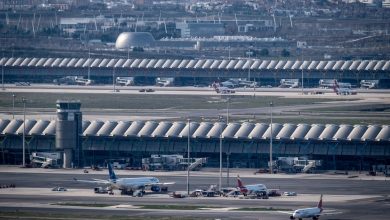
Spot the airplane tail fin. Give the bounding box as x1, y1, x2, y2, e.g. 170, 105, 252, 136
317, 194, 323, 211
237, 175, 244, 188
333, 80, 339, 93
107, 163, 117, 180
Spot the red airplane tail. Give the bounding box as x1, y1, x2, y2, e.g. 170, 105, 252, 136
237, 175, 248, 195
237, 175, 244, 188
332, 80, 339, 93
317, 194, 323, 212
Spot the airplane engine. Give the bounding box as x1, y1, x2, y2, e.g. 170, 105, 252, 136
151, 185, 161, 192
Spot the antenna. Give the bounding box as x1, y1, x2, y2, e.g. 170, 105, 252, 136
5, 12, 9, 25
135, 16, 138, 32
16, 14, 21, 30
37, 14, 41, 32
235, 13, 239, 32
94, 15, 98, 31
164, 19, 167, 34
272, 13, 277, 32
158, 10, 161, 29
32, 13, 36, 37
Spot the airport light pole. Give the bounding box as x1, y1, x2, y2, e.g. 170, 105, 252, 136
88, 48, 91, 81
253, 78, 256, 97
301, 55, 304, 94
219, 115, 223, 191
225, 98, 230, 187
12, 94, 16, 119
22, 97, 26, 167
248, 53, 251, 81
112, 67, 116, 92
269, 101, 273, 174
226, 97, 230, 124
187, 118, 191, 195
1, 63, 4, 90
226, 152, 230, 187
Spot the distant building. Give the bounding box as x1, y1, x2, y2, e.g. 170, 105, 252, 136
0, 0, 40, 10
115, 32, 155, 49
342, 0, 382, 6
176, 22, 225, 38
297, 41, 307, 49
383, 0, 390, 7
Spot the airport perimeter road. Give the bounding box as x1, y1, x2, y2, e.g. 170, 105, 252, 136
0, 168, 389, 219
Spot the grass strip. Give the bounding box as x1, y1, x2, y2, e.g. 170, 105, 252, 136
0, 92, 341, 110
235, 207, 292, 211
136, 205, 221, 210
53, 202, 113, 207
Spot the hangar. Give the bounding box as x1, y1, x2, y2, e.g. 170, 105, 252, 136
0, 118, 389, 170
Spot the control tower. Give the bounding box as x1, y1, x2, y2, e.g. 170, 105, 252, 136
55, 100, 82, 168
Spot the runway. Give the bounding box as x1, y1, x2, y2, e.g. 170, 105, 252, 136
0, 167, 389, 219
1, 84, 389, 123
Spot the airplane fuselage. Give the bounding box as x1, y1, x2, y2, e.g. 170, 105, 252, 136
292, 207, 322, 219
244, 184, 267, 193
111, 177, 160, 190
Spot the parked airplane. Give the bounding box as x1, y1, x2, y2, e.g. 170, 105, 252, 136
237, 175, 267, 196
211, 82, 236, 94
156, 77, 174, 87
220, 78, 258, 88
54, 76, 94, 86
289, 194, 323, 220
116, 77, 134, 86
74, 163, 175, 196
333, 80, 357, 95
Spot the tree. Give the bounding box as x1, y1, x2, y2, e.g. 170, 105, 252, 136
281, 49, 290, 57
259, 48, 269, 56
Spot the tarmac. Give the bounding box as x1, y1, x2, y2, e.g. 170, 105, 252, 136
0, 166, 389, 219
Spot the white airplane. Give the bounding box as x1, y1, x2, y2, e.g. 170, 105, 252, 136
289, 194, 323, 220
237, 175, 267, 196
211, 82, 236, 94
74, 163, 175, 196
333, 80, 357, 95
116, 77, 134, 86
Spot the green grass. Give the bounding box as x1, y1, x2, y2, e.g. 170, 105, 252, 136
0, 211, 204, 220
54, 202, 113, 207
235, 207, 291, 211
136, 205, 221, 210
0, 92, 341, 110
300, 104, 390, 112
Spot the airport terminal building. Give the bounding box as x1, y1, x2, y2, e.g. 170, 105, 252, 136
0, 118, 389, 171
1, 57, 390, 87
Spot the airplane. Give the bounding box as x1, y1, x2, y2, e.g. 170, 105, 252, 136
53, 76, 94, 86
333, 80, 357, 95
74, 163, 175, 196
289, 194, 323, 220
116, 77, 134, 86
279, 194, 341, 219
156, 77, 174, 87
211, 82, 236, 94
237, 175, 267, 196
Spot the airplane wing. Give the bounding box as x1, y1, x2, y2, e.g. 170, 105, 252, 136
321, 209, 343, 215
73, 178, 110, 185
144, 182, 176, 186
277, 211, 294, 215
